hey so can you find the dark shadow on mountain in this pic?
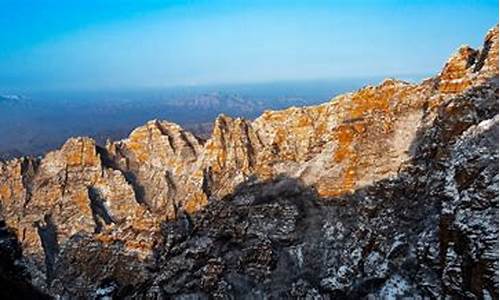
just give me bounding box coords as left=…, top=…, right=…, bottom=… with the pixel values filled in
left=409, top=76, right=498, bottom=163
left=133, top=170, right=438, bottom=299
left=49, top=234, right=156, bottom=299
left=35, top=214, right=59, bottom=284
left=88, top=187, right=116, bottom=233
left=0, top=220, right=52, bottom=299
left=3, top=76, right=498, bottom=298
left=133, top=76, right=498, bottom=299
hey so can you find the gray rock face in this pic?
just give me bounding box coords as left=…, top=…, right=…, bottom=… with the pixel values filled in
left=0, top=220, right=50, bottom=299
left=0, top=26, right=497, bottom=299
left=119, top=78, right=497, bottom=300
left=141, top=79, right=498, bottom=299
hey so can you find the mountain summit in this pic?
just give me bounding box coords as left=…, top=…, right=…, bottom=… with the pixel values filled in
left=0, top=26, right=498, bottom=298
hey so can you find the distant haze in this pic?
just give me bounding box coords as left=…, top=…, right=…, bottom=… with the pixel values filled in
left=0, top=0, right=497, bottom=92
left=0, top=78, right=388, bottom=158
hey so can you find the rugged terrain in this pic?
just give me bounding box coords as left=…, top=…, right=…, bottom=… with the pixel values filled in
left=0, top=26, right=498, bottom=299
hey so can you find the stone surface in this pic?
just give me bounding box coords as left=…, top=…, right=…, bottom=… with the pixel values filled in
left=0, top=26, right=498, bottom=298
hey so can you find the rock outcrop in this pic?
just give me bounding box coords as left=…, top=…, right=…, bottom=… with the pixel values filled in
left=0, top=26, right=498, bottom=298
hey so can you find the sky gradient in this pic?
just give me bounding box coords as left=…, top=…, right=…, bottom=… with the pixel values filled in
left=0, top=0, right=497, bottom=92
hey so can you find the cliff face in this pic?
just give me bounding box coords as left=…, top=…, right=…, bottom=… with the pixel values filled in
left=0, top=26, right=498, bottom=298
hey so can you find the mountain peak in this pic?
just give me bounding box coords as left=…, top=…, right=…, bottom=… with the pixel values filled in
left=0, top=26, right=498, bottom=298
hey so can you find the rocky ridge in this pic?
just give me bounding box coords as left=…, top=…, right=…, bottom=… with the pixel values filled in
left=0, top=26, right=498, bottom=298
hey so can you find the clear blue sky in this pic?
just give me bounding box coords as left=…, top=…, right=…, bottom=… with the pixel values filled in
left=0, top=0, right=497, bottom=91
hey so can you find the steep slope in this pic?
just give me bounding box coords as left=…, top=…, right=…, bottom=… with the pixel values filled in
left=0, top=26, right=498, bottom=298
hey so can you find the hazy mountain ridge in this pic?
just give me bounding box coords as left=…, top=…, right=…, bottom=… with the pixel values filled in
left=0, top=81, right=373, bottom=160
left=0, top=26, right=498, bottom=298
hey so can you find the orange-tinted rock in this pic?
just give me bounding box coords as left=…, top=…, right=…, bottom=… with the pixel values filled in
left=106, top=120, right=204, bottom=216
left=439, top=46, right=479, bottom=93
left=438, top=26, right=498, bottom=94
left=0, top=25, right=497, bottom=295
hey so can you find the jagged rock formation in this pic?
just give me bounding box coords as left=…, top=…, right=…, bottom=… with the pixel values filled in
left=0, top=26, right=498, bottom=298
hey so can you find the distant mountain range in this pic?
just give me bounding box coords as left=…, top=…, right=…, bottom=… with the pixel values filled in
left=0, top=94, right=29, bottom=104
left=0, top=78, right=392, bottom=159
left=0, top=92, right=310, bottom=159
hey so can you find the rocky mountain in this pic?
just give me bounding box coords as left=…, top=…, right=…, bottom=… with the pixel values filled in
left=0, top=26, right=498, bottom=298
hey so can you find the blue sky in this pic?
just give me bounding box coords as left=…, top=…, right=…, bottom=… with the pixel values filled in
left=0, top=0, right=497, bottom=91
